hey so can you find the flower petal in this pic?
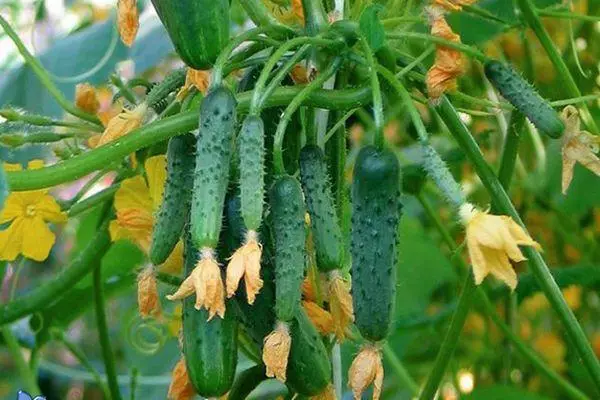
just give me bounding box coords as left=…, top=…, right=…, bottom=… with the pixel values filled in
left=263, top=323, right=292, bottom=382
left=466, top=229, right=489, bottom=285
left=114, top=175, right=152, bottom=212
left=504, top=217, right=541, bottom=251
left=167, top=357, right=196, bottom=400
left=117, top=0, right=139, bottom=47
left=159, top=240, right=184, bottom=274
left=481, top=246, right=518, bottom=290
left=302, top=300, right=335, bottom=336
left=36, top=194, right=67, bottom=223
left=0, top=194, right=24, bottom=223
left=562, top=147, right=576, bottom=194
left=0, top=218, right=25, bottom=261
left=22, top=217, right=55, bottom=262
left=138, top=268, right=161, bottom=318
left=145, top=155, right=167, bottom=210
left=348, top=346, right=384, bottom=400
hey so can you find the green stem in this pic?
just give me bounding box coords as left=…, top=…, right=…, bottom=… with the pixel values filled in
left=2, top=325, right=41, bottom=395
left=436, top=97, right=600, bottom=391
left=0, top=109, right=102, bottom=132
left=496, top=113, right=524, bottom=196
left=93, top=256, right=122, bottom=400
left=381, top=16, right=424, bottom=28
left=538, top=9, right=600, bottom=23
left=67, top=185, right=119, bottom=217
left=6, top=85, right=371, bottom=191
left=382, top=344, right=419, bottom=396
left=238, top=0, right=290, bottom=32
left=477, top=291, right=590, bottom=400
left=301, top=0, right=328, bottom=35
left=0, top=15, right=101, bottom=125
left=515, top=0, right=598, bottom=134
left=386, top=32, right=489, bottom=62
left=273, top=58, right=343, bottom=174
left=110, top=75, right=137, bottom=105
left=0, top=220, right=111, bottom=325
left=359, top=36, right=385, bottom=149
left=462, top=4, right=511, bottom=25
left=323, top=108, right=357, bottom=145
left=419, top=273, right=477, bottom=400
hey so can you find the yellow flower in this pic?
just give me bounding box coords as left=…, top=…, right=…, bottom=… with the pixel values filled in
left=460, top=203, right=541, bottom=290
left=177, top=68, right=211, bottom=100
left=328, top=272, right=354, bottom=341
left=75, top=83, right=100, bottom=114
left=167, top=357, right=196, bottom=400
left=348, top=345, right=384, bottom=400
left=137, top=267, right=161, bottom=318
left=0, top=161, right=66, bottom=262
left=225, top=231, right=263, bottom=304
left=166, top=248, right=225, bottom=320
left=97, top=104, right=147, bottom=146
left=426, top=12, right=465, bottom=100
left=562, top=285, right=582, bottom=311
left=117, top=0, right=139, bottom=47
left=263, top=321, right=292, bottom=382
left=560, top=106, right=600, bottom=194
left=432, top=0, right=478, bottom=11
left=303, top=300, right=335, bottom=336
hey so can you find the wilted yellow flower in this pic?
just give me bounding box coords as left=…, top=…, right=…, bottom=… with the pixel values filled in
left=138, top=267, right=161, bottom=318
left=117, top=0, right=139, bottom=47
left=303, top=300, right=335, bottom=336
left=348, top=345, right=384, bottom=400
left=167, top=357, right=196, bottom=400
left=432, top=0, right=478, bottom=11
left=291, top=64, right=310, bottom=84
left=533, top=332, right=567, bottom=373
left=226, top=232, right=263, bottom=304
left=97, top=104, right=147, bottom=146
left=312, top=384, right=336, bottom=400
left=328, top=272, right=354, bottom=341
left=560, top=106, right=600, bottom=194
left=460, top=203, right=541, bottom=290
left=0, top=161, right=67, bottom=262
left=167, top=248, right=225, bottom=320
left=426, top=14, right=465, bottom=100
left=263, top=322, right=292, bottom=382
left=75, top=83, right=100, bottom=114
left=177, top=68, right=211, bottom=100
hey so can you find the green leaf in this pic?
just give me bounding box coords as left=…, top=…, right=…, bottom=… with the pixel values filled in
left=462, top=384, right=552, bottom=399
left=359, top=4, right=386, bottom=52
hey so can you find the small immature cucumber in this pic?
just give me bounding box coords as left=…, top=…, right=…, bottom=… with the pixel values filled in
left=351, top=146, right=401, bottom=342
left=299, top=145, right=343, bottom=272
left=269, top=176, right=306, bottom=322
left=484, top=60, right=564, bottom=138
left=239, top=115, right=265, bottom=231
left=182, top=228, right=237, bottom=397
left=191, top=86, right=237, bottom=249
left=150, top=133, right=196, bottom=265
left=150, top=0, right=229, bottom=69
left=145, top=68, right=187, bottom=111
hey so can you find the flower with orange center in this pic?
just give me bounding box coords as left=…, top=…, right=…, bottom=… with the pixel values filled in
left=426, top=13, right=465, bottom=100
left=167, top=357, right=196, bottom=400
left=432, top=0, right=478, bottom=11
left=97, top=103, right=147, bottom=147
left=75, top=83, right=100, bottom=114
left=117, top=0, right=139, bottom=47
left=263, top=321, right=292, bottom=382
left=460, top=203, right=541, bottom=290
left=560, top=106, right=600, bottom=194
left=0, top=161, right=67, bottom=262
left=348, top=345, right=384, bottom=400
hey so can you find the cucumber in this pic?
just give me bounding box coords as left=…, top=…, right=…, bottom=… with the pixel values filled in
left=238, top=115, right=265, bottom=231
left=269, top=176, right=307, bottom=322
left=191, top=86, right=237, bottom=249
left=351, top=146, right=401, bottom=342
left=484, top=60, right=564, bottom=138
left=182, top=228, right=237, bottom=397
left=145, top=68, right=187, bottom=111
left=227, top=364, right=267, bottom=400
left=299, top=145, right=343, bottom=272
left=150, top=133, right=195, bottom=265
left=150, top=0, right=229, bottom=69
left=286, top=309, right=332, bottom=396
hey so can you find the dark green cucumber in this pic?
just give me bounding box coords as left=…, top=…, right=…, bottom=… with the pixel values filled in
left=191, top=86, right=237, bottom=249
left=351, top=146, right=401, bottom=342
left=286, top=309, right=332, bottom=396
left=150, top=133, right=196, bottom=265
left=238, top=115, right=265, bottom=231
left=227, top=364, right=268, bottom=400
left=150, top=0, right=229, bottom=69
left=484, top=60, right=564, bottom=138
left=269, top=176, right=306, bottom=322
left=299, top=145, right=343, bottom=272
left=182, top=228, right=237, bottom=397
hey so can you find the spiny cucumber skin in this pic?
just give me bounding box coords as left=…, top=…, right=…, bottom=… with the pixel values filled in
left=182, top=228, right=238, bottom=397
left=484, top=61, right=564, bottom=138
left=146, top=68, right=186, bottom=109
left=351, top=146, right=401, bottom=342
left=299, top=145, right=343, bottom=272
left=239, top=115, right=265, bottom=231
left=150, top=133, right=196, bottom=265
left=286, top=309, right=333, bottom=396
left=270, top=176, right=306, bottom=322
left=191, top=87, right=237, bottom=249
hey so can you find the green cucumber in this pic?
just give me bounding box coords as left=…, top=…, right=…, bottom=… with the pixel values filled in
left=351, top=145, right=401, bottom=342
left=182, top=228, right=238, bottom=397
left=191, top=86, right=237, bottom=249
left=227, top=364, right=268, bottom=400
left=484, top=60, right=564, bottom=138
left=150, top=133, right=195, bottom=265
left=286, top=309, right=332, bottom=396
left=238, top=115, right=265, bottom=231
left=299, top=145, right=343, bottom=272
left=150, top=0, right=229, bottom=69
left=270, top=176, right=307, bottom=322
left=145, top=68, right=187, bottom=111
